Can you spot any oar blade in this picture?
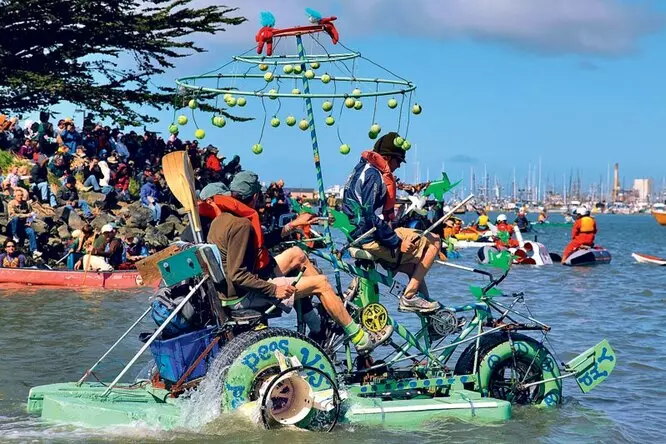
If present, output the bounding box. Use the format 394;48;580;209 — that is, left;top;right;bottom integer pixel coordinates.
162;151;202;238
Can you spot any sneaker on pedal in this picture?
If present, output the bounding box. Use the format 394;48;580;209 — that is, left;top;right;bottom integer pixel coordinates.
354;324;393;356
399;295;440;313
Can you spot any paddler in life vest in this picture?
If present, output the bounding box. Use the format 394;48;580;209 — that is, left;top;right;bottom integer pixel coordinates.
203;172;391;354
494;214;519;249
473;209;490;231
0;239;26;268
537;208;548;224
343;132;442;314
561;207;597;263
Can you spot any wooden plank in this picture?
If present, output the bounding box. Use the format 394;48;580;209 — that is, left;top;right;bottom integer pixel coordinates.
135;244;181;286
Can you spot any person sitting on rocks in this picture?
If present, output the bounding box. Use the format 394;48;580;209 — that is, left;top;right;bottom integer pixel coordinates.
6;188;41;259
0;239;26;268
124;234;149;263
140;176;162;224
57;175;93;220
30;156;56;206
82;157;104;192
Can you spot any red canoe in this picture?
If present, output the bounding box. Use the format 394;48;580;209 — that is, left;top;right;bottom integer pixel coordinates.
0;267;147;289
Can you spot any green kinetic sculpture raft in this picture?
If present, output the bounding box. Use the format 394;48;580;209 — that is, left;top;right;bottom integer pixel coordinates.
28;9;616;432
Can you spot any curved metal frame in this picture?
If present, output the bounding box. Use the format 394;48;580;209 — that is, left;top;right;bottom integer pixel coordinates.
234;52;360;65
175;74;416;99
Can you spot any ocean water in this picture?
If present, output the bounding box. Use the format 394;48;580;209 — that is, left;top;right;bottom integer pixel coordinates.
1;214;665;443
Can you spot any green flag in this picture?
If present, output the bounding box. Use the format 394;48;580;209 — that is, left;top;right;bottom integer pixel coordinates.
423;172;462;201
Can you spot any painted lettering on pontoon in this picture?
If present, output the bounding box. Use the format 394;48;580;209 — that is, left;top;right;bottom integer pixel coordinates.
225;383;246;409
241;339;290;373
576;347;615;387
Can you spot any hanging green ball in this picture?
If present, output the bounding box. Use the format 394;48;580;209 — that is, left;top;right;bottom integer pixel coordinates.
352;88;362;97
325;115;335;126
168;124;179;134
194;128;205;139
188;99;198;109
226;97;237;107
344;97;355;108
259;63;269;71
394;136;405;147
304;70;315;80
298;119;309;131
283;64;294;74
322;101;333;112
212;116;226;128
353;100;363;110
412;103;422;115
368;131;378;140
268;89;278;100
177;115;188;125
370;124;381;134
237;97;247;107
310;62;320;69
264;72;274;82
223;93;233;101
293;65;303;74
402;140;412;150
252;143;263;154
271;117;280;128
321;73;331;84
388;98;398;109
291;88;301;95
339;144;351;155
286;116;297;126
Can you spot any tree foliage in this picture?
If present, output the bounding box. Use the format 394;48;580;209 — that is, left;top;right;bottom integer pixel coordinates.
0;0;246;125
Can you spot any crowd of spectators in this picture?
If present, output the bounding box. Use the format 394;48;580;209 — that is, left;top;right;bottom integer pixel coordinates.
0;111;268;270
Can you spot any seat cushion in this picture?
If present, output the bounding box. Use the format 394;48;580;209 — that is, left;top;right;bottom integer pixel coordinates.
348;247;376;261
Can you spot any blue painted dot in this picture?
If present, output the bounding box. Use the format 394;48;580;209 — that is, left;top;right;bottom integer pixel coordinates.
397;383;404;389
319;364;325;370
461;376;468;383
448;378;455;384
361;386;367;393
436;379;443;385
409;382;417;388
423;380;430;387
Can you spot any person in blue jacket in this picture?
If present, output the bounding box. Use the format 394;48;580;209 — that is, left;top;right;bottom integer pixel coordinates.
140;176;161;223
342;132;441;314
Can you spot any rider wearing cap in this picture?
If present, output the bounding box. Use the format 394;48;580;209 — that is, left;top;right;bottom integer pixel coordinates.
494;214;519;249
205;171;389;354
342;132;442;314
561;207;597;263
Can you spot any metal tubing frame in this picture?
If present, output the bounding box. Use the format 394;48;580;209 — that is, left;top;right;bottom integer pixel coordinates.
76;306;152;386
101;277;209;397
175;74;416;99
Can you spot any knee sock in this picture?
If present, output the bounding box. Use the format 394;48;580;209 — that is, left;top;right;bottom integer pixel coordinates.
343;321;367;345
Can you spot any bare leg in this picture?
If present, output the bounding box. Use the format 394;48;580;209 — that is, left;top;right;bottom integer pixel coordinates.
292;275;352;326
273;246;318;277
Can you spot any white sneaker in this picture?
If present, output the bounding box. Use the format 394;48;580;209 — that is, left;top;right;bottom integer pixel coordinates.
32;251;43;258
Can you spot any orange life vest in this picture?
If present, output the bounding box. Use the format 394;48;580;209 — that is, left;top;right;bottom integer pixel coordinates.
199;195;271;270
361;150;396;221
2;255;20;268
579;216;596;233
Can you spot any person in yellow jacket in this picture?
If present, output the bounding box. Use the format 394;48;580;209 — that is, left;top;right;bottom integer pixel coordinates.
473;209;489;231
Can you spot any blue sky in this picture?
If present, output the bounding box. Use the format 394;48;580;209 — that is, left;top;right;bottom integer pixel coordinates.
42;1;666;193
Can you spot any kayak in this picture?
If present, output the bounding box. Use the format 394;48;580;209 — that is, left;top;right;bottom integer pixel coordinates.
0;267;146;289
632;253;666;266
562;247;611;266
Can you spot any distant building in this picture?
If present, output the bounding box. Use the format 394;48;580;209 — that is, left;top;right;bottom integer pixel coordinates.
633;179;653;202
289;187;317;200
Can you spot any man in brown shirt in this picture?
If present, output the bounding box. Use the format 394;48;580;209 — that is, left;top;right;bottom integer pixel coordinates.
206;171;390;355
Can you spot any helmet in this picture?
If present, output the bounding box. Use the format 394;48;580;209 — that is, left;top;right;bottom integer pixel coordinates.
575;206;590;216
497;214;507;222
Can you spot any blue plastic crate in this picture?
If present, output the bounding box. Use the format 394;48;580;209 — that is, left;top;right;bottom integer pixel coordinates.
149;326;219;383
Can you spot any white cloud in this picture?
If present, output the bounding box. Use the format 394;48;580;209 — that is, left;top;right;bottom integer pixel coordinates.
199;0;665;56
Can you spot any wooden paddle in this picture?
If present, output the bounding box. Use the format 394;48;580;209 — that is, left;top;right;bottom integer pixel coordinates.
162;151;203;243
81;233;97;286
